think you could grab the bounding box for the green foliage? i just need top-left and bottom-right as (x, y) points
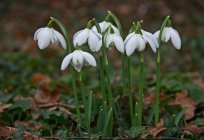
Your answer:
(13, 125), (26, 140)
(125, 126), (146, 138)
(186, 83), (204, 103)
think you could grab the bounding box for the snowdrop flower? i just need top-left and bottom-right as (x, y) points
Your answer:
(73, 28), (101, 52)
(61, 50), (96, 72)
(154, 27), (181, 49)
(125, 30), (158, 56)
(92, 21), (120, 35)
(34, 27), (66, 49)
(105, 32), (124, 53)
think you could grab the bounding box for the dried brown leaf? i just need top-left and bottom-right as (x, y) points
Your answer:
(0, 103), (12, 112)
(182, 124), (204, 136)
(169, 90), (197, 120)
(0, 127), (45, 139)
(31, 73), (52, 85)
(34, 84), (61, 104)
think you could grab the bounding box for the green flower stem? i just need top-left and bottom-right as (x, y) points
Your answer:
(155, 48), (160, 126)
(138, 51), (144, 126)
(49, 17), (82, 128)
(122, 53), (127, 94)
(127, 56), (134, 127)
(106, 11), (127, 95)
(99, 52), (106, 106)
(78, 72), (90, 135)
(102, 36), (113, 136)
(103, 48), (112, 107)
(154, 16), (170, 126)
(71, 68), (82, 127)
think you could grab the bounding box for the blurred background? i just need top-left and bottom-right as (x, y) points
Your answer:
(0, 0), (204, 75)
(0, 0), (204, 138)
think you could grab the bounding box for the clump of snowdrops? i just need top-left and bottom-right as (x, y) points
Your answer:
(34, 11), (181, 138)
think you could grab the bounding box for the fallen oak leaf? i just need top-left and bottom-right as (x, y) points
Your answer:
(14, 121), (43, 130)
(0, 127), (13, 138)
(0, 127), (45, 140)
(34, 84), (61, 104)
(169, 90), (197, 120)
(142, 127), (167, 138)
(144, 92), (165, 107)
(187, 72), (204, 91)
(182, 124), (204, 136)
(193, 78), (204, 91)
(0, 103), (12, 112)
(141, 119), (166, 138)
(31, 73), (52, 85)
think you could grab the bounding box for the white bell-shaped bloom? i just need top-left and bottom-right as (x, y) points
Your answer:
(61, 50), (96, 72)
(34, 27), (66, 49)
(141, 30), (159, 52)
(92, 21), (120, 35)
(106, 33), (124, 53)
(154, 27), (181, 49)
(73, 28), (101, 52)
(125, 31), (158, 56)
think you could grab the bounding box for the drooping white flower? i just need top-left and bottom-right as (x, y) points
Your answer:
(73, 28), (101, 52)
(125, 31), (158, 56)
(61, 50), (96, 72)
(106, 33), (124, 53)
(141, 30), (159, 52)
(34, 27), (66, 49)
(154, 27), (181, 49)
(92, 21), (120, 35)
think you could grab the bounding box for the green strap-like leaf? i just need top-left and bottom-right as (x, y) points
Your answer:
(87, 92), (93, 126)
(96, 107), (103, 132)
(174, 110), (184, 127)
(103, 108), (113, 135)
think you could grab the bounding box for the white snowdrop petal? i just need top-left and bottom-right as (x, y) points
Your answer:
(106, 34), (113, 48)
(142, 35), (156, 53)
(113, 35), (124, 53)
(61, 53), (73, 70)
(124, 32), (135, 45)
(73, 30), (83, 40)
(88, 31), (100, 52)
(91, 26), (97, 33)
(95, 40), (102, 52)
(170, 28), (181, 49)
(98, 21), (106, 32)
(49, 29), (56, 44)
(73, 28), (89, 47)
(37, 30), (50, 49)
(71, 52), (83, 72)
(125, 36), (138, 56)
(163, 28), (171, 42)
(73, 64), (83, 72)
(138, 36), (146, 52)
(92, 21), (106, 33)
(154, 30), (160, 40)
(102, 21), (119, 34)
(34, 28), (44, 40)
(81, 51), (96, 67)
(103, 21), (111, 31)
(142, 30), (159, 48)
(53, 30), (66, 49)
(111, 26), (120, 35)
(73, 51), (83, 66)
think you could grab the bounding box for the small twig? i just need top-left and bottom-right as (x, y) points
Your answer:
(38, 103), (84, 110)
